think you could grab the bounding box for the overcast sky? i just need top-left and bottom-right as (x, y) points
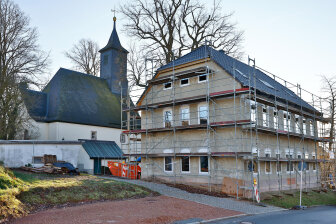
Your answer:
(14, 0), (336, 97)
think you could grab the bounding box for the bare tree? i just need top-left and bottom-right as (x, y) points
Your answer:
(65, 39), (100, 76)
(121, 0), (244, 64)
(127, 43), (162, 89)
(321, 75), (336, 152)
(0, 0), (49, 140)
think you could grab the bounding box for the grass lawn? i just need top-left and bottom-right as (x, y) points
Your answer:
(262, 190), (336, 209)
(0, 168), (155, 222)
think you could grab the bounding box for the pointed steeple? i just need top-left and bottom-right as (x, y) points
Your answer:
(99, 16), (128, 53)
(99, 15), (128, 96)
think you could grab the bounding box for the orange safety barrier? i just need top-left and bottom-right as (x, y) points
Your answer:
(107, 161), (141, 179)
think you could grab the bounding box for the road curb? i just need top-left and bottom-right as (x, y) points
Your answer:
(189, 213), (248, 224)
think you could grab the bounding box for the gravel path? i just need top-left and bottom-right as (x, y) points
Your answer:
(102, 176), (285, 215)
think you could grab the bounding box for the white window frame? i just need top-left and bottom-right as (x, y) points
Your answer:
(273, 108), (278, 129)
(199, 156), (209, 174)
(198, 103), (208, 125)
(181, 156), (190, 173)
(163, 108), (173, 128)
(198, 74), (208, 83)
(33, 156), (43, 164)
(303, 118), (307, 135)
(180, 78), (190, 87)
(312, 153), (317, 172)
(163, 82), (172, 90)
(289, 113), (294, 132)
(91, 131), (97, 140)
(295, 114), (301, 134)
(285, 149), (294, 173)
(250, 100), (257, 123)
(164, 156), (173, 173)
(297, 152), (302, 159)
(180, 106), (190, 125)
(283, 111), (289, 131)
(262, 105), (269, 127)
(310, 121), (314, 136)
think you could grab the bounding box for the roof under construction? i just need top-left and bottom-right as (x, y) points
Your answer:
(156, 45), (318, 114)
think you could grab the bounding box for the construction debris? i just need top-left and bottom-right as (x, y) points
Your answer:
(21, 154), (79, 175)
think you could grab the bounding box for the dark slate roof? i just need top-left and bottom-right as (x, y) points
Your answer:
(81, 140), (124, 159)
(21, 89), (48, 121)
(157, 45), (317, 113)
(22, 68), (124, 128)
(99, 19), (128, 53)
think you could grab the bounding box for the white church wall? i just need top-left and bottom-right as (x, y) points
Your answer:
(36, 122), (49, 139)
(77, 147), (94, 174)
(0, 142), (82, 168)
(33, 122), (121, 146)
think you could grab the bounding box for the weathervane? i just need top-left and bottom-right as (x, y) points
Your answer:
(111, 7), (116, 22)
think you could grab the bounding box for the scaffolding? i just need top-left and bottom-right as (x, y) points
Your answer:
(120, 47), (336, 199)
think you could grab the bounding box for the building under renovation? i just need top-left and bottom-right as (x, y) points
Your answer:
(122, 45), (335, 198)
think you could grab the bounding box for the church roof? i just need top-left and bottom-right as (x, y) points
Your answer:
(99, 18), (128, 53)
(22, 68), (124, 128)
(21, 89), (48, 121)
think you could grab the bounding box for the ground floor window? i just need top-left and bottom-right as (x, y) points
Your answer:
(181, 156), (190, 172)
(33, 156), (43, 164)
(312, 155), (316, 171)
(286, 154), (294, 172)
(164, 157), (173, 172)
(199, 156), (209, 173)
(247, 161), (258, 173)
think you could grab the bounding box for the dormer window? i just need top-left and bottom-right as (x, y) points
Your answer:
(163, 82), (172, 90)
(198, 74), (208, 83)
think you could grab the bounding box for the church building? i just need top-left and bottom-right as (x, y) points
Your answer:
(21, 16), (128, 143)
(0, 16), (128, 174)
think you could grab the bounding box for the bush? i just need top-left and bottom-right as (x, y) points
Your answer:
(0, 166), (22, 189)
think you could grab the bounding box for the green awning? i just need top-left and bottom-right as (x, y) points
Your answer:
(82, 140), (125, 159)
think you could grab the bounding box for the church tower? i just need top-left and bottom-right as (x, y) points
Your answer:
(99, 16), (128, 96)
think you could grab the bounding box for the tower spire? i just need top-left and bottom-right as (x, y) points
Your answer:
(112, 7), (116, 27)
(99, 9), (128, 96)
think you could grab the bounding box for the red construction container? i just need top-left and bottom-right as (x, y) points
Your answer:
(107, 161), (141, 179)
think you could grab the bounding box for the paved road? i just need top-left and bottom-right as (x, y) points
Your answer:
(101, 176), (284, 215)
(213, 206), (336, 224)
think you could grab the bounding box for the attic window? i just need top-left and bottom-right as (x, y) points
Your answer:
(180, 78), (189, 86)
(259, 79), (274, 89)
(198, 74), (208, 83)
(164, 82), (172, 90)
(234, 69), (247, 78)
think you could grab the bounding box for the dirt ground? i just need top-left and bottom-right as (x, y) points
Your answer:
(10, 196), (244, 224)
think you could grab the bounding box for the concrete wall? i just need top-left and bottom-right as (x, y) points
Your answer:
(0, 142), (82, 168)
